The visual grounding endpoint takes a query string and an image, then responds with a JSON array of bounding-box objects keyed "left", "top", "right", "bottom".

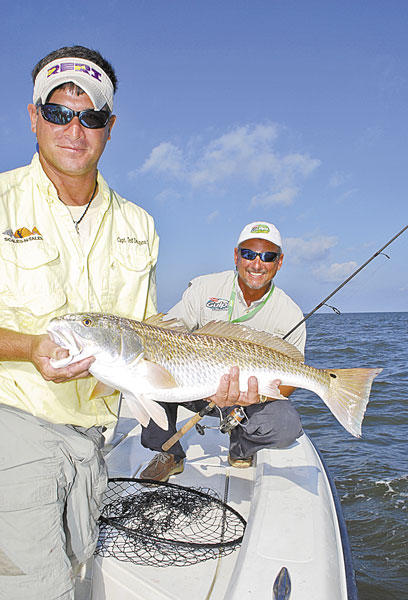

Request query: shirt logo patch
[
  {"left": 205, "top": 297, "right": 229, "bottom": 311},
  {"left": 2, "top": 227, "right": 43, "bottom": 243}
]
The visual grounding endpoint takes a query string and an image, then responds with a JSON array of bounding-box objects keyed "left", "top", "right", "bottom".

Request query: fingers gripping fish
[{"left": 47, "top": 313, "right": 382, "bottom": 437}]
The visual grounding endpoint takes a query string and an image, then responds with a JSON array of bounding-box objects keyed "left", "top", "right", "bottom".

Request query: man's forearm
[
  {"left": 0, "top": 327, "right": 36, "bottom": 362},
  {"left": 0, "top": 328, "right": 95, "bottom": 383}
]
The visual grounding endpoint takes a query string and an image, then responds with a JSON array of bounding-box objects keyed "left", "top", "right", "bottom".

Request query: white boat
[{"left": 81, "top": 404, "right": 358, "bottom": 600}]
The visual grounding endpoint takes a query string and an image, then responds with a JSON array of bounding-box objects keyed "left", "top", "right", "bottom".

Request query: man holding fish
[
  {"left": 139, "top": 221, "right": 307, "bottom": 482},
  {"left": 0, "top": 45, "right": 265, "bottom": 599},
  {"left": 0, "top": 45, "right": 158, "bottom": 599}
]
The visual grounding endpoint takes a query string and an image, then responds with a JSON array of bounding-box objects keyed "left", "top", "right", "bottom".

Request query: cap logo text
[
  {"left": 250, "top": 224, "right": 270, "bottom": 234},
  {"left": 46, "top": 62, "right": 102, "bottom": 82}
]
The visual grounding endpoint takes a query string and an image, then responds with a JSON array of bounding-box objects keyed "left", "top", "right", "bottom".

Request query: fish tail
[{"left": 322, "top": 367, "right": 382, "bottom": 437}]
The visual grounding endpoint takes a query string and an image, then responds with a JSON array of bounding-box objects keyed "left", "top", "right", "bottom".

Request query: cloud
[
  {"left": 312, "top": 261, "right": 357, "bottom": 283},
  {"left": 283, "top": 235, "right": 338, "bottom": 263},
  {"left": 250, "top": 186, "right": 298, "bottom": 208},
  {"left": 135, "top": 123, "right": 320, "bottom": 201},
  {"left": 154, "top": 188, "right": 182, "bottom": 205},
  {"left": 338, "top": 188, "right": 359, "bottom": 202},
  {"left": 205, "top": 210, "right": 219, "bottom": 223},
  {"left": 138, "top": 142, "right": 185, "bottom": 178}
]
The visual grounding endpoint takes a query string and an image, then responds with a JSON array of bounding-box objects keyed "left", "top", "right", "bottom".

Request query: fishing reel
[
  {"left": 195, "top": 406, "right": 248, "bottom": 435},
  {"left": 219, "top": 406, "right": 248, "bottom": 433}
]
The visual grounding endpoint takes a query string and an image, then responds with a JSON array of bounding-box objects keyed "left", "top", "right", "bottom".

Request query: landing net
[{"left": 95, "top": 477, "right": 246, "bottom": 567}]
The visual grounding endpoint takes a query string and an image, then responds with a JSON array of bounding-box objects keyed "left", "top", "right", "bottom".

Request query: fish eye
[{"left": 82, "top": 318, "right": 93, "bottom": 327}]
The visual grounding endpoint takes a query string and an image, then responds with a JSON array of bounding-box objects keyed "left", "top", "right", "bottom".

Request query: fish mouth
[{"left": 47, "top": 325, "right": 84, "bottom": 362}]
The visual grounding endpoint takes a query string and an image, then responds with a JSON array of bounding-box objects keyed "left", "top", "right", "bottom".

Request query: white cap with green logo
[{"left": 236, "top": 222, "right": 282, "bottom": 248}]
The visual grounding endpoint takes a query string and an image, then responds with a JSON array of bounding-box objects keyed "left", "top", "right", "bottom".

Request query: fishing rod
[
  {"left": 283, "top": 223, "right": 408, "bottom": 340},
  {"left": 162, "top": 224, "right": 408, "bottom": 451}
]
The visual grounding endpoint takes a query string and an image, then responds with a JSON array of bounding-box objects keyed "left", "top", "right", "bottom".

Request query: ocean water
[{"left": 294, "top": 312, "right": 407, "bottom": 600}]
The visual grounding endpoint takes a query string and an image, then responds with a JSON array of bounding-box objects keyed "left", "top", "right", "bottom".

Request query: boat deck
[{"left": 76, "top": 403, "right": 349, "bottom": 600}]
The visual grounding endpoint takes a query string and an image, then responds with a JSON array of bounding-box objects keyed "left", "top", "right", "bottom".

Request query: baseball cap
[
  {"left": 33, "top": 57, "right": 115, "bottom": 111},
  {"left": 237, "top": 221, "right": 282, "bottom": 248}
]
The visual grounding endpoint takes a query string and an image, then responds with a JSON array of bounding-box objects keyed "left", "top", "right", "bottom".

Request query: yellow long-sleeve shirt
[{"left": 0, "top": 154, "right": 159, "bottom": 427}]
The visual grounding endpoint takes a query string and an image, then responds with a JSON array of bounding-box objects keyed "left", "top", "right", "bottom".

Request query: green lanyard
[{"left": 227, "top": 275, "right": 275, "bottom": 323}]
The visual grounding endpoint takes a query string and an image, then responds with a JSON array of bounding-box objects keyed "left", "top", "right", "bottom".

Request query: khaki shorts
[{"left": 0, "top": 405, "right": 107, "bottom": 600}]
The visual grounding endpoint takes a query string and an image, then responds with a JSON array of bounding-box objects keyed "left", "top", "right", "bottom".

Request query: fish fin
[
  {"left": 139, "top": 395, "right": 169, "bottom": 430},
  {"left": 122, "top": 393, "right": 151, "bottom": 427},
  {"left": 142, "top": 359, "right": 179, "bottom": 388},
  {"left": 260, "top": 380, "right": 287, "bottom": 400},
  {"left": 143, "top": 312, "right": 189, "bottom": 333},
  {"left": 123, "top": 392, "right": 169, "bottom": 430},
  {"left": 195, "top": 321, "right": 304, "bottom": 362},
  {"left": 90, "top": 381, "right": 117, "bottom": 400},
  {"left": 323, "top": 367, "right": 383, "bottom": 437},
  {"left": 143, "top": 312, "right": 167, "bottom": 323}
]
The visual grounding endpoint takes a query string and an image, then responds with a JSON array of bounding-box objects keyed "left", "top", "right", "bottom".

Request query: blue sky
[{"left": 2, "top": 0, "right": 407, "bottom": 314}]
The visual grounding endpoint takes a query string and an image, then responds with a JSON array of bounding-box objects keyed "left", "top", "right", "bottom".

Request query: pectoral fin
[
  {"left": 141, "top": 359, "right": 178, "bottom": 389},
  {"left": 122, "top": 393, "right": 151, "bottom": 427},
  {"left": 90, "top": 381, "right": 117, "bottom": 399},
  {"left": 123, "top": 392, "right": 169, "bottom": 430}
]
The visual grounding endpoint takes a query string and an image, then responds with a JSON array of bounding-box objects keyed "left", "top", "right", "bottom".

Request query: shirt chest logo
[
  {"left": 2, "top": 226, "right": 43, "bottom": 243},
  {"left": 205, "top": 297, "right": 229, "bottom": 311}
]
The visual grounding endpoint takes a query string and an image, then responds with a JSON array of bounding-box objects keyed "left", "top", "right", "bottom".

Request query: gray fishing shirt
[{"left": 168, "top": 270, "right": 306, "bottom": 353}]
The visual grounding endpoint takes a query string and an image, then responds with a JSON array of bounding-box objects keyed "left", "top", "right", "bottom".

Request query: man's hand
[
  {"left": 30, "top": 334, "right": 94, "bottom": 383},
  {"left": 208, "top": 366, "right": 257, "bottom": 407}
]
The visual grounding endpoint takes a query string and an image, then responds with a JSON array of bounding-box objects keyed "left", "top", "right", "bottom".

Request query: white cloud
[
  {"left": 135, "top": 123, "right": 321, "bottom": 199},
  {"left": 312, "top": 261, "right": 357, "bottom": 283},
  {"left": 284, "top": 235, "right": 338, "bottom": 263},
  {"left": 205, "top": 210, "right": 219, "bottom": 223},
  {"left": 338, "top": 188, "right": 359, "bottom": 202},
  {"left": 138, "top": 142, "right": 185, "bottom": 177},
  {"left": 190, "top": 124, "right": 281, "bottom": 185},
  {"left": 250, "top": 186, "right": 298, "bottom": 208},
  {"left": 154, "top": 188, "right": 182, "bottom": 205}
]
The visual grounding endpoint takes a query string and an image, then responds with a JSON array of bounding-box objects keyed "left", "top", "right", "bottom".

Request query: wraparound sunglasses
[
  {"left": 38, "top": 103, "right": 111, "bottom": 129},
  {"left": 239, "top": 248, "right": 281, "bottom": 263}
]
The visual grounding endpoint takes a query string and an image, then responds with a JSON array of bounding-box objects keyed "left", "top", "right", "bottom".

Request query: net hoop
[
  {"left": 100, "top": 477, "right": 246, "bottom": 550},
  {"left": 96, "top": 477, "right": 247, "bottom": 567}
]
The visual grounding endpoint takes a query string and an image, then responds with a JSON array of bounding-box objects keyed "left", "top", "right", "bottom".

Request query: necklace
[{"left": 58, "top": 180, "right": 98, "bottom": 234}]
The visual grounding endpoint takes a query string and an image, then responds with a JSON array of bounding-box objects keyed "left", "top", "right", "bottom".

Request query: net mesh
[{"left": 95, "top": 477, "right": 246, "bottom": 567}]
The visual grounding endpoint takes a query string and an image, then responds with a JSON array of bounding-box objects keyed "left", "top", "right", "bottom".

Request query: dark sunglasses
[
  {"left": 239, "top": 248, "right": 281, "bottom": 263},
  {"left": 38, "top": 103, "right": 111, "bottom": 129}
]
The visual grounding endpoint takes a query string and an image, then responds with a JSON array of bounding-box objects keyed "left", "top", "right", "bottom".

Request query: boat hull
[{"left": 88, "top": 407, "right": 356, "bottom": 599}]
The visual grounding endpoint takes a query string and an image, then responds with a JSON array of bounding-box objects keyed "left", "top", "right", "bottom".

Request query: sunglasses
[
  {"left": 38, "top": 103, "right": 111, "bottom": 129},
  {"left": 239, "top": 248, "right": 281, "bottom": 263}
]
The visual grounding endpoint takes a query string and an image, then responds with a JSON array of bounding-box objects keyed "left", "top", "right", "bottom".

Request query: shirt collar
[{"left": 31, "top": 152, "right": 111, "bottom": 211}]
